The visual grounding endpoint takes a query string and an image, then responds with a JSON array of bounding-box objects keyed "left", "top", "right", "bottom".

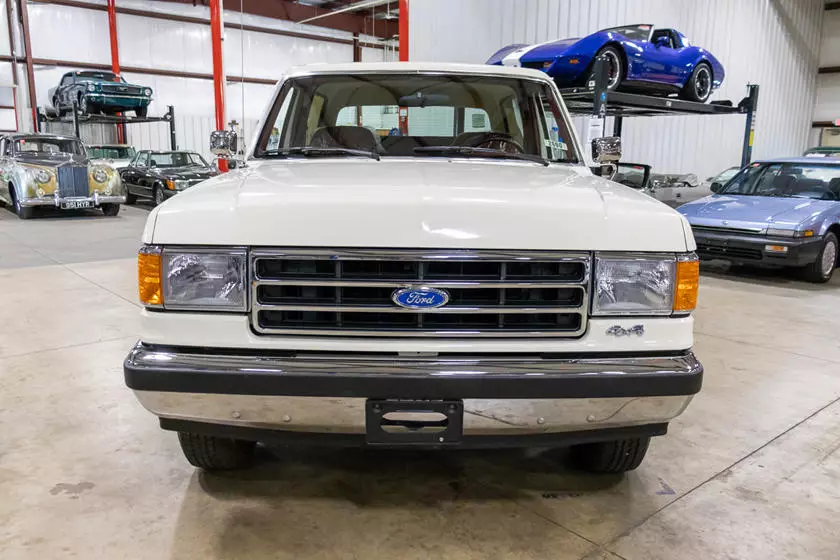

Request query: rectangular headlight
[
  {"left": 592, "top": 255, "right": 675, "bottom": 316},
  {"left": 766, "top": 228, "right": 795, "bottom": 237},
  {"left": 161, "top": 248, "right": 247, "bottom": 311}
]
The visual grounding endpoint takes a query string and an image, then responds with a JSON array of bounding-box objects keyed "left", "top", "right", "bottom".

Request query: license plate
[
  {"left": 61, "top": 200, "right": 93, "bottom": 210},
  {"left": 365, "top": 399, "right": 463, "bottom": 445}
]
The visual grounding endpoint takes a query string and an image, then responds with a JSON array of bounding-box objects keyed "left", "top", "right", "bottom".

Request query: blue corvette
[
  {"left": 678, "top": 158, "right": 840, "bottom": 282},
  {"left": 487, "top": 24, "right": 725, "bottom": 102}
]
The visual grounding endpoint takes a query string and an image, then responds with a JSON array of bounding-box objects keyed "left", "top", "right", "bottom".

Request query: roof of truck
[{"left": 284, "top": 61, "right": 550, "bottom": 81}]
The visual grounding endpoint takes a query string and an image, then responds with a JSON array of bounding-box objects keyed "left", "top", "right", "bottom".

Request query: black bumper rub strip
[
  {"left": 124, "top": 343, "right": 703, "bottom": 399},
  {"left": 159, "top": 418, "right": 669, "bottom": 448}
]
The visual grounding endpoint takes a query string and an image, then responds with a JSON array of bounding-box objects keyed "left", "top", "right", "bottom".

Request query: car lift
[
  {"left": 559, "top": 57, "right": 759, "bottom": 167},
  {"left": 36, "top": 102, "right": 178, "bottom": 150}
]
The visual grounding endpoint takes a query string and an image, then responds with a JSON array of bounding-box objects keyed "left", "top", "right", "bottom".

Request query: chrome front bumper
[
  {"left": 125, "top": 343, "right": 702, "bottom": 437},
  {"left": 21, "top": 193, "right": 126, "bottom": 207}
]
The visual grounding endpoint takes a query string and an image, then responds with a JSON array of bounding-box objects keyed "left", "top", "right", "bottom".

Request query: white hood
[{"left": 147, "top": 159, "right": 692, "bottom": 252}]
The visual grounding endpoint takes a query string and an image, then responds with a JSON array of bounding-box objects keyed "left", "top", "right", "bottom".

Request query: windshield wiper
[
  {"left": 414, "top": 146, "right": 549, "bottom": 166},
  {"left": 263, "top": 146, "right": 380, "bottom": 161}
]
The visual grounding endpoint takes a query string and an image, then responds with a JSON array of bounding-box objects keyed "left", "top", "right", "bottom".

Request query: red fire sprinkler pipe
[
  {"left": 397, "top": 0, "right": 408, "bottom": 134},
  {"left": 210, "top": 0, "right": 228, "bottom": 172},
  {"left": 106, "top": 0, "right": 125, "bottom": 144}
]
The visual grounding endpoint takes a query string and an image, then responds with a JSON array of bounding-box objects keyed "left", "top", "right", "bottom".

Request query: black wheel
[
  {"left": 802, "top": 232, "right": 837, "bottom": 283},
  {"left": 125, "top": 190, "right": 137, "bottom": 205},
  {"left": 177, "top": 432, "right": 256, "bottom": 471},
  {"left": 570, "top": 437, "right": 650, "bottom": 473},
  {"left": 681, "top": 63, "right": 713, "bottom": 103},
  {"left": 77, "top": 95, "right": 88, "bottom": 115},
  {"left": 136, "top": 106, "right": 148, "bottom": 118},
  {"left": 587, "top": 46, "right": 624, "bottom": 91},
  {"left": 11, "top": 190, "right": 34, "bottom": 220},
  {"left": 153, "top": 185, "right": 165, "bottom": 206},
  {"left": 101, "top": 203, "right": 120, "bottom": 216},
  {"left": 53, "top": 97, "right": 64, "bottom": 117}
]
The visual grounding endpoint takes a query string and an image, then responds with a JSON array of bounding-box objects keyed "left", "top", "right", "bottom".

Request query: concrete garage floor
[{"left": 2, "top": 205, "right": 840, "bottom": 560}]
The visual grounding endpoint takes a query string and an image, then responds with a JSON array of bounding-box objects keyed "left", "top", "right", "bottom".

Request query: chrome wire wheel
[{"left": 821, "top": 238, "right": 837, "bottom": 276}]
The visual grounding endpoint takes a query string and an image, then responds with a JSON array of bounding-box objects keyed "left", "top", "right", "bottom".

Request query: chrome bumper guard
[
  {"left": 126, "top": 343, "right": 702, "bottom": 436},
  {"left": 21, "top": 193, "right": 127, "bottom": 207}
]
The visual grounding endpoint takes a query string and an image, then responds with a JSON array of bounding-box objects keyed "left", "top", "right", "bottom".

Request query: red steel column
[
  {"left": 18, "top": 0, "right": 38, "bottom": 130},
  {"left": 107, "top": 0, "right": 125, "bottom": 144},
  {"left": 210, "top": 0, "right": 228, "bottom": 172},
  {"left": 398, "top": 0, "right": 408, "bottom": 61},
  {"left": 397, "top": 0, "right": 408, "bottom": 133}
]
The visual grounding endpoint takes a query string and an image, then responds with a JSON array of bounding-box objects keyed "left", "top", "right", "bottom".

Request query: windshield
[
  {"left": 721, "top": 162, "right": 840, "bottom": 200},
  {"left": 713, "top": 167, "right": 740, "bottom": 184},
  {"left": 14, "top": 137, "right": 84, "bottom": 156},
  {"left": 254, "top": 73, "right": 580, "bottom": 164},
  {"left": 603, "top": 24, "right": 652, "bottom": 41},
  {"left": 88, "top": 146, "right": 136, "bottom": 159},
  {"left": 77, "top": 71, "right": 125, "bottom": 83},
  {"left": 148, "top": 152, "right": 207, "bottom": 168},
  {"left": 805, "top": 148, "right": 840, "bottom": 157}
]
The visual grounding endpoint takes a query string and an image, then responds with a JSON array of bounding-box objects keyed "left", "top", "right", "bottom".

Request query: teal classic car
[{"left": 49, "top": 71, "right": 152, "bottom": 117}]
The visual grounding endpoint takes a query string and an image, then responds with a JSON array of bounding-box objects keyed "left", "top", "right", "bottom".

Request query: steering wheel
[{"left": 461, "top": 132, "right": 526, "bottom": 154}]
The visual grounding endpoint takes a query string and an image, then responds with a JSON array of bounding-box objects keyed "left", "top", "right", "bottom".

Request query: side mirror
[
  {"left": 591, "top": 136, "right": 621, "bottom": 164},
  {"left": 210, "top": 130, "right": 237, "bottom": 157},
  {"left": 228, "top": 159, "right": 245, "bottom": 170},
  {"left": 684, "top": 173, "right": 700, "bottom": 187},
  {"left": 710, "top": 182, "right": 723, "bottom": 193}
]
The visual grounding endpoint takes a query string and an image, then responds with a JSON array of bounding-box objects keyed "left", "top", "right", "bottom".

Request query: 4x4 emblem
[{"left": 606, "top": 325, "right": 645, "bottom": 337}]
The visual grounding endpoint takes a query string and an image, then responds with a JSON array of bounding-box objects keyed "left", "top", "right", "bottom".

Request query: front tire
[
  {"left": 53, "top": 97, "right": 64, "bottom": 117},
  {"left": 125, "top": 190, "right": 137, "bottom": 205},
  {"left": 101, "top": 203, "right": 120, "bottom": 216},
  {"left": 802, "top": 232, "right": 837, "bottom": 283},
  {"left": 587, "top": 46, "right": 624, "bottom": 91},
  {"left": 153, "top": 185, "right": 165, "bottom": 206},
  {"left": 136, "top": 106, "right": 148, "bottom": 118},
  {"left": 177, "top": 432, "right": 256, "bottom": 471},
  {"left": 681, "top": 63, "right": 713, "bottom": 103},
  {"left": 12, "top": 192, "right": 34, "bottom": 220},
  {"left": 570, "top": 437, "right": 651, "bottom": 473}
]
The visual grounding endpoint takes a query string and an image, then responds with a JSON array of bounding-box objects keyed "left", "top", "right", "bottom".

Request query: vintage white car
[
  {"left": 87, "top": 143, "right": 137, "bottom": 169},
  {"left": 124, "top": 62, "right": 702, "bottom": 474},
  {"left": 0, "top": 133, "right": 125, "bottom": 219}
]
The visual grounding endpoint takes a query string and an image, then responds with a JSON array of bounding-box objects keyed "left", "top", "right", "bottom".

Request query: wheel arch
[
  {"left": 7, "top": 179, "right": 19, "bottom": 203},
  {"left": 691, "top": 58, "right": 714, "bottom": 86},
  {"left": 588, "top": 41, "right": 628, "bottom": 75}
]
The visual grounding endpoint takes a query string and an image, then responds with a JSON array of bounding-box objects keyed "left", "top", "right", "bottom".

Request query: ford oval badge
[{"left": 391, "top": 287, "right": 450, "bottom": 309}]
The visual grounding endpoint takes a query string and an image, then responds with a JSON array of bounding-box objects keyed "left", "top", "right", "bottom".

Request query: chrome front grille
[
  {"left": 57, "top": 166, "right": 89, "bottom": 198},
  {"left": 251, "top": 249, "right": 591, "bottom": 338},
  {"left": 101, "top": 84, "right": 143, "bottom": 95},
  {"left": 692, "top": 226, "right": 765, "bottom": 236}
]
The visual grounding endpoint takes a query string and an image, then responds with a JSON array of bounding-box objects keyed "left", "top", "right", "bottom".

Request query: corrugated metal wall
[
  {"left": 410, "top": 0, "right": 824, "bottom": 180},
  {"left": 815, "top": 7, "right": 839, "bottom": 147}
]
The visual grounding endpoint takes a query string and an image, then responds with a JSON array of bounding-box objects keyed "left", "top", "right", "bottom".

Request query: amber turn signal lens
[
  {"left": 165, "top": 179, "right": 176, "bottom": 191},
  {"left": 138, "top": 246, "right": 163, "bottom": 306},
  {"left": 673, "top": 257, "right": 699, "bottom": 312}
]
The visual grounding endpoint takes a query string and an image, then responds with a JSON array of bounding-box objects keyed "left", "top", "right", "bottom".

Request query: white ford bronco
[{"left": 125, "top": 62, "right": 702, "bottom": 473}]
